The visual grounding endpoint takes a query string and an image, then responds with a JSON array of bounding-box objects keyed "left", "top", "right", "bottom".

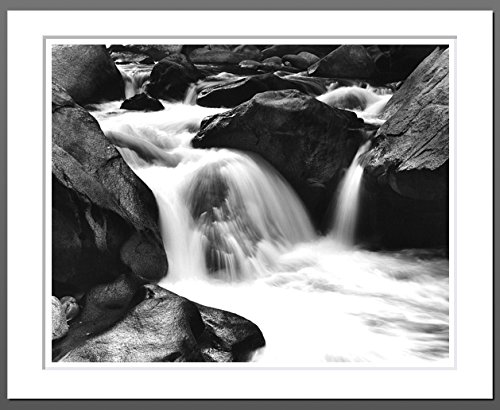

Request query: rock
[
  {"left": 193, "top": 90, "right": 365, "bottom": 226},
  {"left": 189, "top": 45, "right": 261, "bottom": 65},
  {"left": 197, "top": 72, "right": 326, "bottom": 108},
  {"left": 262, "top": 45, "right": 338, "bottom": 59},
  {"left": 52, "top": 296, "right": 69, "bottom": 340},
  {"left": 146, "top": 55, "right": 202, "bottom": 101},
  {"left": 262, "top": 56, "right": 283, "bottom": 69},
  {"left": 238, "top": 59, "right": 262, "bottom": 70},
  {"left": 307, "top": 45, "right": 376, "bottom": 79},
  {"left": 361, "top": 47, "right": 449, "bottom": 248},
  {"left": 120, "top": 93, "right": 164, "bottom": 111},
  {"left": 60, "top": 296, "right": 80, "bottom": 321},
  {"left": 297, "top": 51, "right": 320, "bottom": 66},
  {"left": 52, "top": 45, "right": 124, "bottom": 105},
  {"left": 282, "top": 54, "right": 310, "bottom": 70},
  {"left": 52, "top": 83, "right": 167, "bottom": 296},
  {"left": 58, "top": 285, "right": 265, "bottom": 362},
  {"left": 233, "top": 44, "right": 263, "bottom": 60}
]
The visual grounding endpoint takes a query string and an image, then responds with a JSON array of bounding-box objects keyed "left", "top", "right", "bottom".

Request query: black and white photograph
[{"left": 50, "top": 41, "right": 451, "bottom": 365}]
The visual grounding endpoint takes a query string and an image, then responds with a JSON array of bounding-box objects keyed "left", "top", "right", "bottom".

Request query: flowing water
[{"left": 89, "top": 79, "right": 449, "bottom": 365}]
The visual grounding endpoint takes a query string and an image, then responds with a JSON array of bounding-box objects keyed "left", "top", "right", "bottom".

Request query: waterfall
[
  {"left": 331, "top": 141, "right": 371, "bottom": 246},
  {"left": 89, "top": 99, "right": 449, "bottom": 364},
  {"left": 118, "top": 64, "right": 152, "bottom": 98}
]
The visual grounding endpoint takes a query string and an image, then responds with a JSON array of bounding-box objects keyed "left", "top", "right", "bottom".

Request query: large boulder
[
  {"left": 197, "top": 72, "right": 327, "bottom": 108},
  {"left": 307, "top": 45, "right": 376, "bottom": 79},
  {"left": 146, "top": 55, "right": 202, "bottom": 101},
  {"left": 361, "top": 47, "right": 449, "bottom": 248},
  {"left": 52, "top": 45, "right": 124, "bottom": 105},
  {"left": 193, "top": 89, "right": 365, "bottom": 226},
  {"left": 52, "top": 83, "right": 168, "bottom": 296},
  {"left": 57, "top": 284, "right": 265, "bottom": 362}
]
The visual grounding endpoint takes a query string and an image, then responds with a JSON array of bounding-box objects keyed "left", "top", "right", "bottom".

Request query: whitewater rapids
[{"left": 89, "top": 88, "right": 449, "bottom": 365}]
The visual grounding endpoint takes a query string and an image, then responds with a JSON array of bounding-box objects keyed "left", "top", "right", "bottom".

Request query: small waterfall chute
[{"left": 330, "top": 141, "right": 371, "bottom": 246}]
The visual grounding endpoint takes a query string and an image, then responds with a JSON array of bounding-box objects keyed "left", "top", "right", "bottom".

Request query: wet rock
[
  {"left": 362, "top": 47, "right": 449, "bottom": 248},
  {"left": 52, "top": 83, "right": 167, "bottom": 296},
  {"left": 307, "top": 45, "right": 376, "bottom": 79},
  {"left": 146, "top": 55, "right": 202, "bottom": 101},
  {"left": 120, "top": 93, "right": 164, "bottom": 111},
  {"left": 193, "top": 89, "right": 365, "bottom": 226},
  {"left": 57, "top": 284, "right": 265, "bottom": 362},
  {"left": 52, "top": 45, "right": 124, "bottom": 105}
]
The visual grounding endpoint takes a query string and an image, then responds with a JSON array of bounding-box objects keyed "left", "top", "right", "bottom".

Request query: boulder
[
  {"left": 52, "top": 83, "right": 167, "bottom": 296},
  {"left": 52, "top": 45, "right": 124, "bottom": 105},
  {"left": 307, "top": 45, "right": 376, "bottom": 79},
  {"left": 297, "top": 51, "right": 320, "bottom": 66},
  {"left": 282, "top": 54, "right": 310, "bottom": 70},
  {"left": 120, "top": 93, "right": 164, "bottom": 111},
  {"left": 146, "top": 55, "right": 202, "bottom": 101},
  {"left": 197, "top": 72, "right": 326, "bottom": 108},
  {"left": 193, "top": 89, "right": 365, "bottom": 226},
  {"left": 57, "top": 284, "right": 265, "bottom": 362},
  {"left": 52, "top": 296, "right": 69, "bottom": 340},
  {"left": 361, "top": 47, "right": 449, "bottom": 248}
]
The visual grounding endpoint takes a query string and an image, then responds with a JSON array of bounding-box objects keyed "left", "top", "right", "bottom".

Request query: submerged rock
[
  {"left": 52, "top": 83, "right": 167, "bottom": 296},
  {"left": 193, "top": 89, "right": 365, "bottom": 226},
  {"left": 146, "top": 55, "right": 202, "bottom": 101},
  {"left": 57, "top": 284, "right": 265, "bottom": 362},
  {"left": 120, "top": 93, "right": 164, "bottom": 111},
  {"left": 307, "top": 45, "right": 376, "bottom": 79},
  {"left": 52, "top": 45, "right": 124, "bottom": 105},
  {"left": 362, "top": 47, "right": 449, "bottom": 248}
]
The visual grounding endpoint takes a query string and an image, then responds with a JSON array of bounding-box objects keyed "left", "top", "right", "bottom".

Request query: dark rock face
[
  {"left": 146, "top": 55, "right": 202, "bottom": 101},
  {"left": 52, "top": 45, "right": 124, "bottom": 105},
  {"left": 193, "top": 89, "right": 365, "bottom": 226},
  {"left": 58, "top": 284, "right": 265, "bottom": 362},
  {"left": 307, "top": 45, "right": 376, "bottom": 79},
  {"left": 120, "top": 93, "right": 164, "bottom": 111},
  {"left": 362, "top": 47, "right": 449, "bottom": 248},
  {"left": 197, "top": 72, "right": 326, "bottom": 108},
  {"left": 52, "top": 83, "right": 167, "bottom": 296}
]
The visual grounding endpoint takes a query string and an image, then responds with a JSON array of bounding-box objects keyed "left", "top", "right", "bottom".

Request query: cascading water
[
  {"left": 89, "top": 86, "right": 448, "bottom": 365},
  {"left": 330, "top": 141, "right": 371, "bottom": 246},
  {"left": 118, "top": 64, "right": 153, "bottom": 98}
]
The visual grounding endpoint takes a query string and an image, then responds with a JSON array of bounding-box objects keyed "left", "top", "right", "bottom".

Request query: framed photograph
[{"left": 7, "top": 9, "right": 493, "bottom": 400}]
